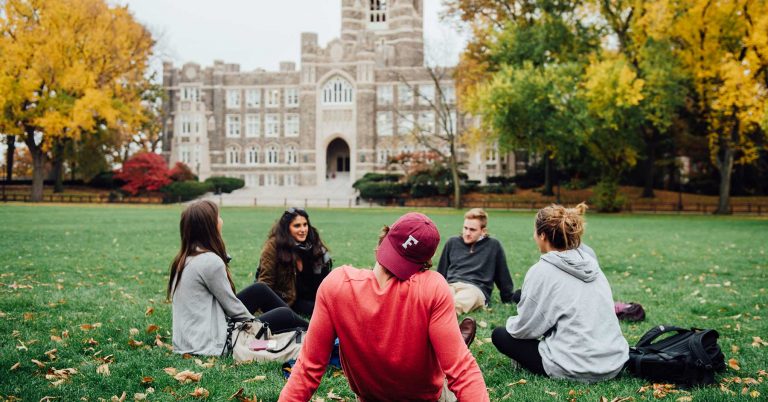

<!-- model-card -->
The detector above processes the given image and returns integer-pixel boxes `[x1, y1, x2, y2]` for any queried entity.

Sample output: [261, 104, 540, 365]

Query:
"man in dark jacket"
[437, 208, 515, 315]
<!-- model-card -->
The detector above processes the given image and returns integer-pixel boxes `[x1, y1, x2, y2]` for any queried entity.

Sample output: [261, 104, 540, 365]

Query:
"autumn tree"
[0, 0, 154, 201]
[114, 152, 171, 195]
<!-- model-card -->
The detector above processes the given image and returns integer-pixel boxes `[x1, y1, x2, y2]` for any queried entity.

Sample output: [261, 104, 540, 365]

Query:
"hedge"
[204, 176, 245, 193]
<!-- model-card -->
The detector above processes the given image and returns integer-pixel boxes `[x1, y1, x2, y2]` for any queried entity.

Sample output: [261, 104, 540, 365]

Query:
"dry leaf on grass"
[146, 324, 159, 334]
[728, 358, 741, 371]
[507, 379, 527, 387]
[174, 370, 202, 383]
[85, 338, 99, 346]
[31, 359, 46, 368]
[750, 390, 761, 398]
[145, 307, 154, 316]
[243, 375, 267, 383]
[44, 349, 57, 361]
[128, 339, 143, 348]
[45, 367, 77, 386]
[163, 367, 178, 376]
[110, 391, 126, 402]
[228, 388, 258, 402]
[129, 328, 140, 336]
[544, 390, 558, 397]
[194, 358, 216, 368]
[478, 320, 488, 328]
[752, 337, 768, 347]
[190, 387, 209, 398]
[676, 397, 693, 402]
[50, 335, 62, 343]
[134, 393, 147, 401]
[97, 363, 110, 376]
[326, 391, 343, 401]
[10, 362, 20, 371]
[141, 376, 154, 384]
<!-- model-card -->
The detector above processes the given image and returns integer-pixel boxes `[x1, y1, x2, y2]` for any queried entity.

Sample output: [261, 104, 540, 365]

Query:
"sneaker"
[459, 317, 477, 347]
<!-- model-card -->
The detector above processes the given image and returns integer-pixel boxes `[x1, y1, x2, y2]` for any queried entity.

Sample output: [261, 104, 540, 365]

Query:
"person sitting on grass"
[168, 200, 308, 356]
[238, 207, 331, 317]
[491, 203, 629, 383]
[279, 212, 490, 402]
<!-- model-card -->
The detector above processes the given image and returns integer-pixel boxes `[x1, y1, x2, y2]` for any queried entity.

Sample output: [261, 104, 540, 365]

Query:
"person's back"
[280, 213, 489, 402]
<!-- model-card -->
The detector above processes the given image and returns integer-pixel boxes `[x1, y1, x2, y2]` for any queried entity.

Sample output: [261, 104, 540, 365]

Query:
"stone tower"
[341, 0, 424, 67]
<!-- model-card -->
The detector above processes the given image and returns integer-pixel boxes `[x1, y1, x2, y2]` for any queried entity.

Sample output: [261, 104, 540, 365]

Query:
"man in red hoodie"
[279, 212, 489, 402]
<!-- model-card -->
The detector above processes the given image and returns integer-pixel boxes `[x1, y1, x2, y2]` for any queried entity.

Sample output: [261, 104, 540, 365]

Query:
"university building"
[161, 0, 519, 199]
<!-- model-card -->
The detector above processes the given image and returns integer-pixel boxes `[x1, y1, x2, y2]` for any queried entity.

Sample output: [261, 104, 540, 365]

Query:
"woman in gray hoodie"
[492, 203, 628, 383]
[168, 200, 307, 356]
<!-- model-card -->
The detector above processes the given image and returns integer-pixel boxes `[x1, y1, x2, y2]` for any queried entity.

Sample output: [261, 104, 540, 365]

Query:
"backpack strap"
[636, 325, 689, 347]
[689, 330, 715, 370]
[268, 330, 304, 354]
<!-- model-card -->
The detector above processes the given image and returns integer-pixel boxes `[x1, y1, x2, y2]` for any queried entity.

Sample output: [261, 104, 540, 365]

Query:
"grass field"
[1, 204, 767, 401]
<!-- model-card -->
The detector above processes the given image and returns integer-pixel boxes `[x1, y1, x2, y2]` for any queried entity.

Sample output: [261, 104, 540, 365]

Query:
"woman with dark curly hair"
[237, 207, 332, 317]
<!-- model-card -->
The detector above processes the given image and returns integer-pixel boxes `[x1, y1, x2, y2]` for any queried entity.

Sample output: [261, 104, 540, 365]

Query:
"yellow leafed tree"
[664, 0, 768, 214]
[0, 0, 154, 201]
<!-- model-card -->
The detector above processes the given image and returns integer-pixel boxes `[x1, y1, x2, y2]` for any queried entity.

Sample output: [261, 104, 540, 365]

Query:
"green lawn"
[1, 204, 767, 401]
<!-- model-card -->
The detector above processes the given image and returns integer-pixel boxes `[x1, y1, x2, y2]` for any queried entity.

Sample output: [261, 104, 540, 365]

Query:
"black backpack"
[626, 325, 725, 386]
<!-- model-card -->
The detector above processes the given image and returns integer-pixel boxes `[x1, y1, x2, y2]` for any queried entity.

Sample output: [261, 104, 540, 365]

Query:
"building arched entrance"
[326, 138, 350, 180]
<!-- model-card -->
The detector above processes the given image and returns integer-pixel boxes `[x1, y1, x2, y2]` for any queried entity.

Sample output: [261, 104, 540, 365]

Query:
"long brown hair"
[167, 200, 235, 300]
[267, 208, 328, 267]
[535, 203, 588, 251]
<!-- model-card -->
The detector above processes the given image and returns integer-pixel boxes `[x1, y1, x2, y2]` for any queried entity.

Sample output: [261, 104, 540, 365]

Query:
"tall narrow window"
[246, 146, 259, 165]
[397, 113, 414, 135]
[226, 89, 241, 108]
[322, 76, 354, 105]
[285, 145, 298, 165]
[226, 115, 241, 137]
[284, 114, 299, 137]
[265, 114, 280, 137]
[377, 85, 393, 105]
[266, 89, 280, 108]
[181, 86, 200, 102]
[245, 114, 260, 137]
[369, 0, 387, 22]
[398, 84, 413, 105]
[226, 146, 240, 165]
[246, 89, 261, 107]
[376, 112, 393, 136]
[266, 145, 279, 165]
[417, 111, 435, 134]
[285, 88, 299, 107]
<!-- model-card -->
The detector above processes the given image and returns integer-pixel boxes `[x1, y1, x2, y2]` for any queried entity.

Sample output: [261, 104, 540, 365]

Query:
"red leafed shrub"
[114, 153, 171, 195]
[169, 162, 197, 182]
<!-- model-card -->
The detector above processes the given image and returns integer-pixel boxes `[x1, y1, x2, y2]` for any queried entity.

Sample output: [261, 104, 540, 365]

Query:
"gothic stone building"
[161, 0, 517, 192]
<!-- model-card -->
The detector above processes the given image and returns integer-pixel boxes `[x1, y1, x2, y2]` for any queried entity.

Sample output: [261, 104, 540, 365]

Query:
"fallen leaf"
[194, 357, 216, 368]
[129, 328, 139, 336]
[478, 320, 488, 328]
[146, 324, 159, 334]
[750, 390, 761, 398]
[110, 391, 126, 402]
[97, 363, 110, 376]
[45, 367, 77, 385]
[128, 339, 143, 348]
[326, 391, 343, 401]
[507, 379, 527, 387]
[141, 376, 154, 384]
[728, 358, 741, 371]
[31, 359, 46, 368]
[732, 345, 740, 353]
[44, 349, 58, 361]
[243, 375, 266, 383]
[134, 393, 147, 401]
[611, 398, 633, 402]
[190, 387, 209, 398]
[23, 312, 34, 321]
[676, 397, 693, 402]
[80, 324, 93, 331]
[173, 370, 202, 383]
[50, 335, 62, 343]
[61, 330, 69, 338]
[544, 390, 558, 397]
[145, 307, 154, 316]
[752, 337, 768, 347]
[163, 367, 178, 376]
[85, 338, 99, 346]
[10, 362, 20, 371]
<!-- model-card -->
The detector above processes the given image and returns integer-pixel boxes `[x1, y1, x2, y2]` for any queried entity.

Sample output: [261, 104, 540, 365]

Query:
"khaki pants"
[356, 380, 456, 402]
[448, 282, 486, 315]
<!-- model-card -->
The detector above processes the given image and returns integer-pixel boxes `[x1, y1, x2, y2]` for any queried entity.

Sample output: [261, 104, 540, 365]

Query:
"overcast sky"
[119, 0, 468, 75]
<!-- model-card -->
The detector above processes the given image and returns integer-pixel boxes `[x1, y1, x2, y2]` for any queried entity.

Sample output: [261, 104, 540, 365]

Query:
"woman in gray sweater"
[168, 200, 307, 356]
[492, 203, 628, 383]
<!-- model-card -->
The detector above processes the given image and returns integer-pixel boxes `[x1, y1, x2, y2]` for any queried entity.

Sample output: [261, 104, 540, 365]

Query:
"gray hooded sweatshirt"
[172, 252, 253, 356]
[505, 248, 628, 383]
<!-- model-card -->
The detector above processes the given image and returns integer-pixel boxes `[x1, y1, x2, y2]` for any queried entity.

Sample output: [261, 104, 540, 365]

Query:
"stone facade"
[161, 0, 517, 191]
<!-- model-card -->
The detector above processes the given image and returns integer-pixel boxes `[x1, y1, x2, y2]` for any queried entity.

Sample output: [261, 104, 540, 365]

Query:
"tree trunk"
[24, 131, 45, 202]
[715, 145, 734, 215]
[542, 151, 554, 196]
[5, 135, 15, 183]
[449, 152, 461, 209]
[52, 141, 65, 193]
[642, 131, 656, 198]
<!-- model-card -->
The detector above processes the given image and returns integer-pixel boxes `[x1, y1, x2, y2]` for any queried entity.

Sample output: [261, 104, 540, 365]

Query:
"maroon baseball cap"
[376, 212, 441, 280]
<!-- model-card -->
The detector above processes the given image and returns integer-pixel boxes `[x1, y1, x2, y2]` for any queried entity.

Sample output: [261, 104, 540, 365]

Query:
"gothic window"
[226, 145, 240, 165]
[266, 145, 279, 165]
[322, 76, 354, 105]
[370, 0, 387, 22]
[246, 146, 260, 165]
[285, 145, 298, 165]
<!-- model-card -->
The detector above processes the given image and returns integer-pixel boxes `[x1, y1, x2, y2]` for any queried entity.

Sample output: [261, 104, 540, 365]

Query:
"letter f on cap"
[402, 235, 419, 249]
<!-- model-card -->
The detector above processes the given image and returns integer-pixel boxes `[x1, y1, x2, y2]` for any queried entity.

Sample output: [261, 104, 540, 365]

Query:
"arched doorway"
[326, 138, 350, 180]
